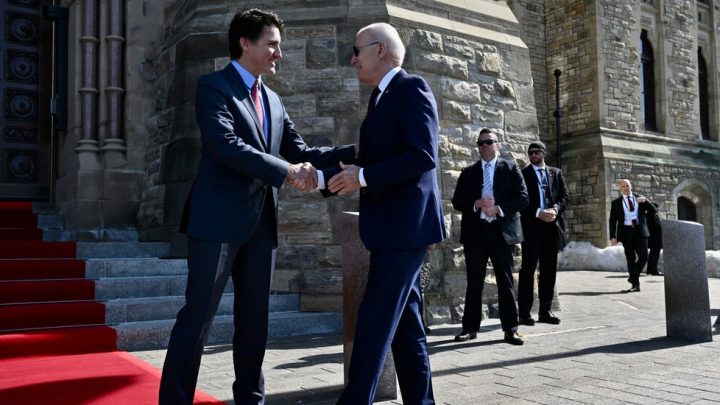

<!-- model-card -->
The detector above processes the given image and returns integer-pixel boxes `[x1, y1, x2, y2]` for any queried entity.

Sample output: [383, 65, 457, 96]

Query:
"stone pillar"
[77, 0, 101, 169]
[662, 220, 712, 342]
[340, 212, 397, 401]
[103, 0, 127, 168]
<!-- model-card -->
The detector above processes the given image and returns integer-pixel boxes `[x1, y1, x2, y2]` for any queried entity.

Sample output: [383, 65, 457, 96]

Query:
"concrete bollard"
[662, 220, 712, 342]
[340, 212, 397, 401]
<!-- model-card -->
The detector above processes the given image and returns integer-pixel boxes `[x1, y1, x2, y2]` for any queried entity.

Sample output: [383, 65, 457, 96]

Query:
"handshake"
[286, 162, 318, 192]
[285, 162, 363, 195]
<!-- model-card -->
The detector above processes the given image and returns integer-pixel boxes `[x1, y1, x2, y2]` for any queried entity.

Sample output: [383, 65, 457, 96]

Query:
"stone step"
[77, 242, 171, 259]
[85, 258, 189, 279]
[105, 293, 299, 323]
[95, 275, 204, 299]
[115, 311, 342, 351]
[36, 214, 63, 230]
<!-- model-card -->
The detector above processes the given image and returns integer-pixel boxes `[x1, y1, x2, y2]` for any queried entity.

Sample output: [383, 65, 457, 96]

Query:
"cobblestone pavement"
[134, 270, 720, 404]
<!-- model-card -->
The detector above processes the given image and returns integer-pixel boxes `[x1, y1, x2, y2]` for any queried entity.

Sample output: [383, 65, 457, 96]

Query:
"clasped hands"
[286, 162, 317, 192]
[474, 197, 500, 216]
[286, 162, 362, 195]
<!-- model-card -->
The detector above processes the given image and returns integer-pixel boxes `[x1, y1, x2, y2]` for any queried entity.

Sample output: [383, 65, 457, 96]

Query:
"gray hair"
[357, 22, 406, 66]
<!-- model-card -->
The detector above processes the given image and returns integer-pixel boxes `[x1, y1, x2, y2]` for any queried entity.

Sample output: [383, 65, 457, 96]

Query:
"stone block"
[662, 220, 712, 342]
[300, 293, 342, 312]
[307, 38, 337, 68]
[161, 138, 202, 184]
[340, 212, 397, 400]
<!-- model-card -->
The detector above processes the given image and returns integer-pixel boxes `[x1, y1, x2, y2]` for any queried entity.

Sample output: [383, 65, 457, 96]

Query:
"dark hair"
[228, 9, 284, 59]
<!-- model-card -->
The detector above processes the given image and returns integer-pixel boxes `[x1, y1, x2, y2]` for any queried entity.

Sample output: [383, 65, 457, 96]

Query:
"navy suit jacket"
[609, 193, 656, 241]
[520, 165, 571, 249]
[452, 158, 529, 246]
[180, 64, 355, 243]
[327, 70, 446, 250]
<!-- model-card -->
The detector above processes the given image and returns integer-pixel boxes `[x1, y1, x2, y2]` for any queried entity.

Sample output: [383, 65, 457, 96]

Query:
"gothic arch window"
[640, 30, 657, 132]
[677, 196, 697, 222]
[698, 47, 710, 140]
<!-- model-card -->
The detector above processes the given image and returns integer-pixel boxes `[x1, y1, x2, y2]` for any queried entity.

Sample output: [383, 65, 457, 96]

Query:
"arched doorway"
[677, 196, 697, 222]
[674, 180, 715, 249]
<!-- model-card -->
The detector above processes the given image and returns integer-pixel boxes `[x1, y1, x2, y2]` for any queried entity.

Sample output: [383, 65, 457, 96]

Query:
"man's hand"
[286, 162, 317, 192]
[637, 196, 646, 203]
[539, 208, 557, 223]
[474, 197, 494, 211]
[328, 162, 361, 195]
[610, 238, 618, 246]
[481, 205, 500, 216]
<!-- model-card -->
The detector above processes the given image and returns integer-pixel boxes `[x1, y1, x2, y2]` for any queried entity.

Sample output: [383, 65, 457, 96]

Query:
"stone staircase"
[10, 202, 342, 351]
[85, 256, 342, 351]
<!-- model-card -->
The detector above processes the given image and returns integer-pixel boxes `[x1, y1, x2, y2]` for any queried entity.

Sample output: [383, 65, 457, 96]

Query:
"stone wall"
[135, 0, 541, 318]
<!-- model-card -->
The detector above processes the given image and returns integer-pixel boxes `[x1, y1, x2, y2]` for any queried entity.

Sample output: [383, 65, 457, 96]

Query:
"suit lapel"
[223, 65, 267, 151]
[359, 70, 406, 160]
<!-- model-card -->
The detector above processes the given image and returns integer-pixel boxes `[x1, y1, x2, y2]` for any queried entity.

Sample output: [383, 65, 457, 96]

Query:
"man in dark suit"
[326, 22, 446, 404]
[159, 9, 356, 405]
[646, 202, 663, 275]
[451, 129, 528, 345]
[609, 179, 657, 292]
[518, 141, 570, 326]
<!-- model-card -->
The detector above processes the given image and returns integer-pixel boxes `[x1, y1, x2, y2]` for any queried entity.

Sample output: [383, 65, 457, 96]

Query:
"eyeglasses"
[528, 149, 543, 155]
[353, 41, 381, 56]
[477, 139, 497, 146]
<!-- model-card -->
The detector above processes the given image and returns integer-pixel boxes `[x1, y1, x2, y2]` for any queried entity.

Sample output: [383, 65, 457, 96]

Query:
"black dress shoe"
[537, 312, 561, 324]
[504, 331, 524, 345]
[626, 285, 640, 292]
[454, 330, 477, 342]
[648, 272, 663, 276]
[519, 317, 535, 326]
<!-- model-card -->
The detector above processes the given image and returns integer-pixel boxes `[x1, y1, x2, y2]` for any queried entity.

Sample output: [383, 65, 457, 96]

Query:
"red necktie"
[366, 87, 380, 116]
[251, 80, 264, 131]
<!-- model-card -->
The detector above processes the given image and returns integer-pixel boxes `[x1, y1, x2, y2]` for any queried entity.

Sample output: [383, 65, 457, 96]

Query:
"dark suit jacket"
[609, 193, 657, 241]
[452, 158, 529, 246]
[326, 70, 446, 250]
[520, 165, 571, 249]
[181, 64, 355, 243]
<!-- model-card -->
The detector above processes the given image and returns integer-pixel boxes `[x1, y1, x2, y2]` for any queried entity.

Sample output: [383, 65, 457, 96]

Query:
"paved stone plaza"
[135, 270, 720, 404]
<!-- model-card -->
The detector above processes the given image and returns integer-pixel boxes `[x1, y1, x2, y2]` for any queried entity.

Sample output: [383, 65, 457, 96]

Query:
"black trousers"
[462, 221, 518, 333]
[159, 201, 276, 405]
[620, 226, 648, 286]
[518, 221, 559, 318]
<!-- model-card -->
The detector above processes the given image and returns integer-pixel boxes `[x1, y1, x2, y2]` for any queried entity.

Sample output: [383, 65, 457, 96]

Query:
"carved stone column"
[76, 0, 100, 169]
[103, 0, 127, 168]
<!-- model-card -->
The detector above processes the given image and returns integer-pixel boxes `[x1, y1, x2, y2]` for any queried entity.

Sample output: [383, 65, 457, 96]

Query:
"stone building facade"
[2, 0, 717, 324]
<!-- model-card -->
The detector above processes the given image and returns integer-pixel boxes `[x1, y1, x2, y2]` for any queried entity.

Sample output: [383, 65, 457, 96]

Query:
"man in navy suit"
[159, 9, 355, 405]
[609, 179, 656, 292]
[451, 129, 528, 345]
[326, 22, 446, 404]
[518, 141, 570, 326]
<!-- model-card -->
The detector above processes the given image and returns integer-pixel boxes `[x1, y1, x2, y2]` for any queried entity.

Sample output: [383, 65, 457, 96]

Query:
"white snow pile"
[558, 241, 720, 278]
[558, 241, 627, 272]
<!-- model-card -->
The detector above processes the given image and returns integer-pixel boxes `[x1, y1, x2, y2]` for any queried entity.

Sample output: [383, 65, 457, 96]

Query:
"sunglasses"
[353, 41, 380, 56]
[528, 149, 544, 155]
[477, 139, 497, 146]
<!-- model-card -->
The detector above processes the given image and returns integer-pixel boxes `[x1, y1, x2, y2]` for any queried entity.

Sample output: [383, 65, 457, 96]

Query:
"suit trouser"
[647, 247, 661, 274]
[338, 248, 434, 405]
[519, 221, 560, 318]
[620, 226, 648, 286]
[462, 221, 519, 333]
[159, 202, 276, 405]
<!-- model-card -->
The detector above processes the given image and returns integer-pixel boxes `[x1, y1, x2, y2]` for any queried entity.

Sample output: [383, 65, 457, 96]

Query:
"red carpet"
[0, 201, 224, 404]
[0, 351, 222, 404]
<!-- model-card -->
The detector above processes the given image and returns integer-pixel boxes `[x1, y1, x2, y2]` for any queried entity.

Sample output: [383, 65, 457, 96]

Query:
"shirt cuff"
[535, 208, 543, 218]
[359, 168, 367, 187]
[315, 170, 325, 190]
[497, 205, 504, 217]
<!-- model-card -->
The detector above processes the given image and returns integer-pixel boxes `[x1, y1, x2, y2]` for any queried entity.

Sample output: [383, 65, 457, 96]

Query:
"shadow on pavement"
[430, 335, 698, 377]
